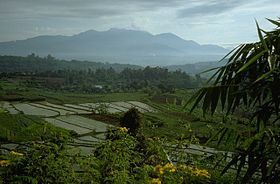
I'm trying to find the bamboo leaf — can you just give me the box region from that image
[220,85,228,110]
[207,67,223,84]
[232,93,242,113]
[217,127,228,146]
[237,50,266,73]
[231,44,251,62]
[225,129,233,144]
[235,134,241,147]
[205,126,226,145]
[202,87,213,115]
[214,67,226,84]
[242,155,260,183]
[266,18,280,27]
[267,54,273,70]
[228,44,246,63]
[186,88,208,112]
[185,88,203,105]
[199,66,221,75]
[254,69,273,83]
[226,86,236,115]
[210,87,220,115]
[219,44,242,63]
[256,20,268,51]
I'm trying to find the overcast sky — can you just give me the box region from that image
[0,0,279,47]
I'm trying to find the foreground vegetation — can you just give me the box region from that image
[188,18,280,183]
[0,126,236,183]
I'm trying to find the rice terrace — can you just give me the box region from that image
[1,100,156,151]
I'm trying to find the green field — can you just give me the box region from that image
[0,79,224,141]
[0,112,70,142]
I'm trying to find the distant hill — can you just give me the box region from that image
[166,60,227,77]
[0,28,228,66]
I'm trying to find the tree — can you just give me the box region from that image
[120,108,142,136]
[187,18,280,183]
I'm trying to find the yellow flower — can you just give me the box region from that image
[10,151,24,156]
[0,160,10,167]
[169,168,176,172]
[119,127,128,133]
[151,178,161,184]
[163,163,173,169]
[163,163,176,172]
[154,165,164,174]
[196,169,211,179]
[180,165,211,179]
[154,163,177,174]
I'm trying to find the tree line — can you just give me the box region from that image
[0,55,203,94]
[0,54,141,73]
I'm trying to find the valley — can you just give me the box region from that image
[0,16,279,183]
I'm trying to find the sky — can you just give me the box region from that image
[0,0,279,48]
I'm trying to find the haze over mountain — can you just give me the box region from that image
[0,28,228,66]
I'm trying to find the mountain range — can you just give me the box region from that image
[0,28,229,65]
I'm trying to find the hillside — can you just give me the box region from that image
[0,29,228,65]
[166,60,227,77]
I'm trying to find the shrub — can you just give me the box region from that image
[0,127,229,183]
[120,108,142,136]
[0,142,78,184]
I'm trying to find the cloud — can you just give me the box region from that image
[1,0,264,21]
[177,0,251,18]
[0,0,187,20]
[0,0,279,45]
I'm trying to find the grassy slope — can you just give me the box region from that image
[0,112,70,142]
[0,79,223,142]
[143,100,222,141]
[0,80,148,104]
